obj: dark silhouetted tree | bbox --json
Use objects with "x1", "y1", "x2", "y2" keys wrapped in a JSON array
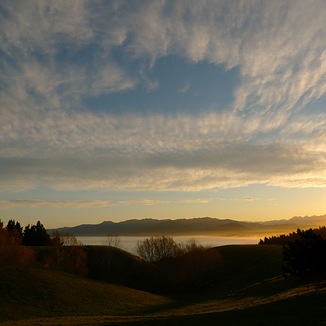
[
  {"x1": 6, "y1": 219, "x2": 23, "y2": 244},
  {"x1": 0, "y1": 220, "x2": 9, "y2": 246},
  {"x1": 22, "y1": 221, "x2": 51, "y2": 246},
  {"x1": 283, "y1": 228, "x2": 326, "y2": 277},
  {"x1": 259, "y1": 226, "x2": 326, "y2": 245},
  {"x1": 0, "y1": 219, "x2": 34, "y2": 265}
]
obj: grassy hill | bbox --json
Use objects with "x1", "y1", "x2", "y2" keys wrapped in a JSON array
[
  {"x1": 1, "y1": 245, "x2": 325, "y2": 325},
  {"x1": 0, "y1": 264, "x2": 170, "y2": 324}
]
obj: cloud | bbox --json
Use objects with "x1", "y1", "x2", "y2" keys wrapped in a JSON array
[
  {"x1": 0, "y1": 1, "x2": 136, "y2": 118},
  {"x1": 178, "y1": 82, "x2": 191, "y2": 93},
  {"x1": 179, "y1": 199, "x2": 209, "y2": 204},
  {"x1": 238, "y1": 198, "x2": 259, "y2": 201},
  {"x1": 0, "y1": 135, "x2": 324, "y2": 192},
  {"x1": 0, "y1": 199, "x2": 111, "y2": 209},
  {"x1": 0, "y1": 108, "x2": 325, "y2": 192},
  {"x1": 118, "y1": 1, "x2": 326, "y2": 117},
  {"x1": 217, "y1": 197, "x2": 260, "y2": 202},
  {"x1": 118, "y1": 200, "x2": 169, "y2": 206},
  {"x1": 2, "y1": 0, "x2": 325, "y2": 118},
  {"x1": 1, "y1": 1, "x2": 93, "y2": 52},
  {"x1": 0, "y1": 1, "x2": 325, "y2": 192},
  {"x1": 3, "y1": 0, "x2": 325, "y2": 118}
]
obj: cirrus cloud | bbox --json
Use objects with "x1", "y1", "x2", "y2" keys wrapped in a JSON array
[
  {"x1": 0, "y1": 0, "x2": 325, "y2": 194},
  {"x1": 0, "y1": 199, "x2": 111, "y2": 209}
]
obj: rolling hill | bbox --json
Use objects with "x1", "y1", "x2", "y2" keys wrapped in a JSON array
[{"x1": 1, "y1": 245, "x2": 325, "y2": 325}]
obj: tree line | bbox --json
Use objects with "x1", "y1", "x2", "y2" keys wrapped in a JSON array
[
  {"x1": 259, "y1": 227, "x2": 326, "y2": 278},
  {"x1": 282, "y1": 228, "x2": 326, "y2": 277},
  {"x1": 0, "y1": 219, "x2": 83, "y2": 247},
  {"x1": 0, "y1": 219, "x2": 86, "y2": 274},
  {"x1": 259, "y1": 226, "x2": 326, "y2": 245},
  {"x1": 1, "y1": 219, "x2": 49, "y2": 246}
]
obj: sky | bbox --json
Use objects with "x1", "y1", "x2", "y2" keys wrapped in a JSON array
[{"x1": 1, "y1": 0, "x2": 326, "y2": 229}]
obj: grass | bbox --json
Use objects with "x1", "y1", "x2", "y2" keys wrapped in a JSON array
[{"x1": 1, "y1": 245, "x2": 325, "y2": 325}]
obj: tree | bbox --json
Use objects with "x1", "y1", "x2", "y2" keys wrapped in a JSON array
[
  {"x1": 283, "y1": 228, "x2": 326, "y2": 277},
  {"x1": 48, "y1": 231, "x2": 87, "y2": 275},
  {"x1": 22, "y1": 221, "x2": 51, "y2": 246},
  {"x1": 182, "y1": 237, "x2": 205, "y2": 253},
  {"x1": 0, "y1": 219, "x2": 19, "y2": 246},
  {"x1": 6, "y1": 219, "x2": 23, "y2": 244},
  {"x1": 136, "y1": 236, "x2": 182, "y2": 263},
  {"x1": 0, "y1": 219, "x2": 34, "y2": 265},
  {"x1": 51, "y1": 230, "x2": 81, "y2": 247},
  {"x1": 0, "y1": 220, "x2": 9, "y2": 246},
  {"x1": 105, "y1": 234, "x2": 121, "y2": 248}
]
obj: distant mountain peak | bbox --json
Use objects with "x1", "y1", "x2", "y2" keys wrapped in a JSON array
[{"x1": 49, "y1": 215, "x2": 326, "y2": 237}]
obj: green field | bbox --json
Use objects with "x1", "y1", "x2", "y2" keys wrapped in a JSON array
[{"x1": 1, "y1": 245, "x2": 325, "y2": 325}]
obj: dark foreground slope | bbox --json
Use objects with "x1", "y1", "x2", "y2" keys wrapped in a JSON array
[
  {"x1": 0, "y1": 264, "x2": 170, "y2": 323},
  {"x1": 1, "y1": 245, "x2": 325, "y2": 326}
]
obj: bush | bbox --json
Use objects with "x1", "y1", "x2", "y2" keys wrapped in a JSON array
[
  {"x1": 136, "y1": 236, "x2": 182, "y2": 263},
  {"x1": 0, "y1": 245, "x2": 34, "y2": 265}
]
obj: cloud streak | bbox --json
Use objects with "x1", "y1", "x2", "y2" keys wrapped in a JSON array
[
  {"x1": 118, "y1": 200, "x2": 169, "y2": 206},
  {"x1": 217, "y1": 197, "x2": 260, "y2": 202},
  {"x1": 0, "y1": 199, "x2": 111, "y2": 209}
]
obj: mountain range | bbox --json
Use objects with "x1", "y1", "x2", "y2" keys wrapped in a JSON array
[{"x1": 49, "y1": 215, "x2": 326, "y2": 237}]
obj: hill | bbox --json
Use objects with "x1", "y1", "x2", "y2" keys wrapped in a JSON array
[
  {"x1": 0, "y1": 264, "x2": 170, "y2": 324},
  {"x1": 1, "y1": 245, "x2": 325, "y2": 325},
  {"x1": 49, "y1": 215, "x2": 326, "y2": 236}
]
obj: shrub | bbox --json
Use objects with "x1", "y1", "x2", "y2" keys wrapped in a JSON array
[
  {"x1": 0, "y1": 245, "x2": 35, "y2": 265},
  {"x1": 136, "y1": 236, "x2": 182, "y2": 263}
]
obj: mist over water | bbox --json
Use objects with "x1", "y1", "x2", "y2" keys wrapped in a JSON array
[{"x1": 77, "y1": 235, "x2": 261, "y2": 255}]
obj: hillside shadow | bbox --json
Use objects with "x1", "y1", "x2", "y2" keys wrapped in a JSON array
[
  {"x1": 109, "y1": 289, "x2": 326, "y2": 326},
  {"x1": 139, "y1": 274, "x2": 303, "y2": 317}
]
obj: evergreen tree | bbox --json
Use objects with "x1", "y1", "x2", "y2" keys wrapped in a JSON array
[
  {"x1": 22, "y1": 221, "x2": 51, "y2": 246},
  {"x1": 6, "y1": 219, "x2": 23, "y2": 243},
  {"x1": 283, "y1": 228, "x2": 326, "y2": 277}
]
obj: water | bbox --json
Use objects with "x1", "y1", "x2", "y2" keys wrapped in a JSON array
[{"x1": 77, "y1": 235, "x2": 261, "y2": 255}]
